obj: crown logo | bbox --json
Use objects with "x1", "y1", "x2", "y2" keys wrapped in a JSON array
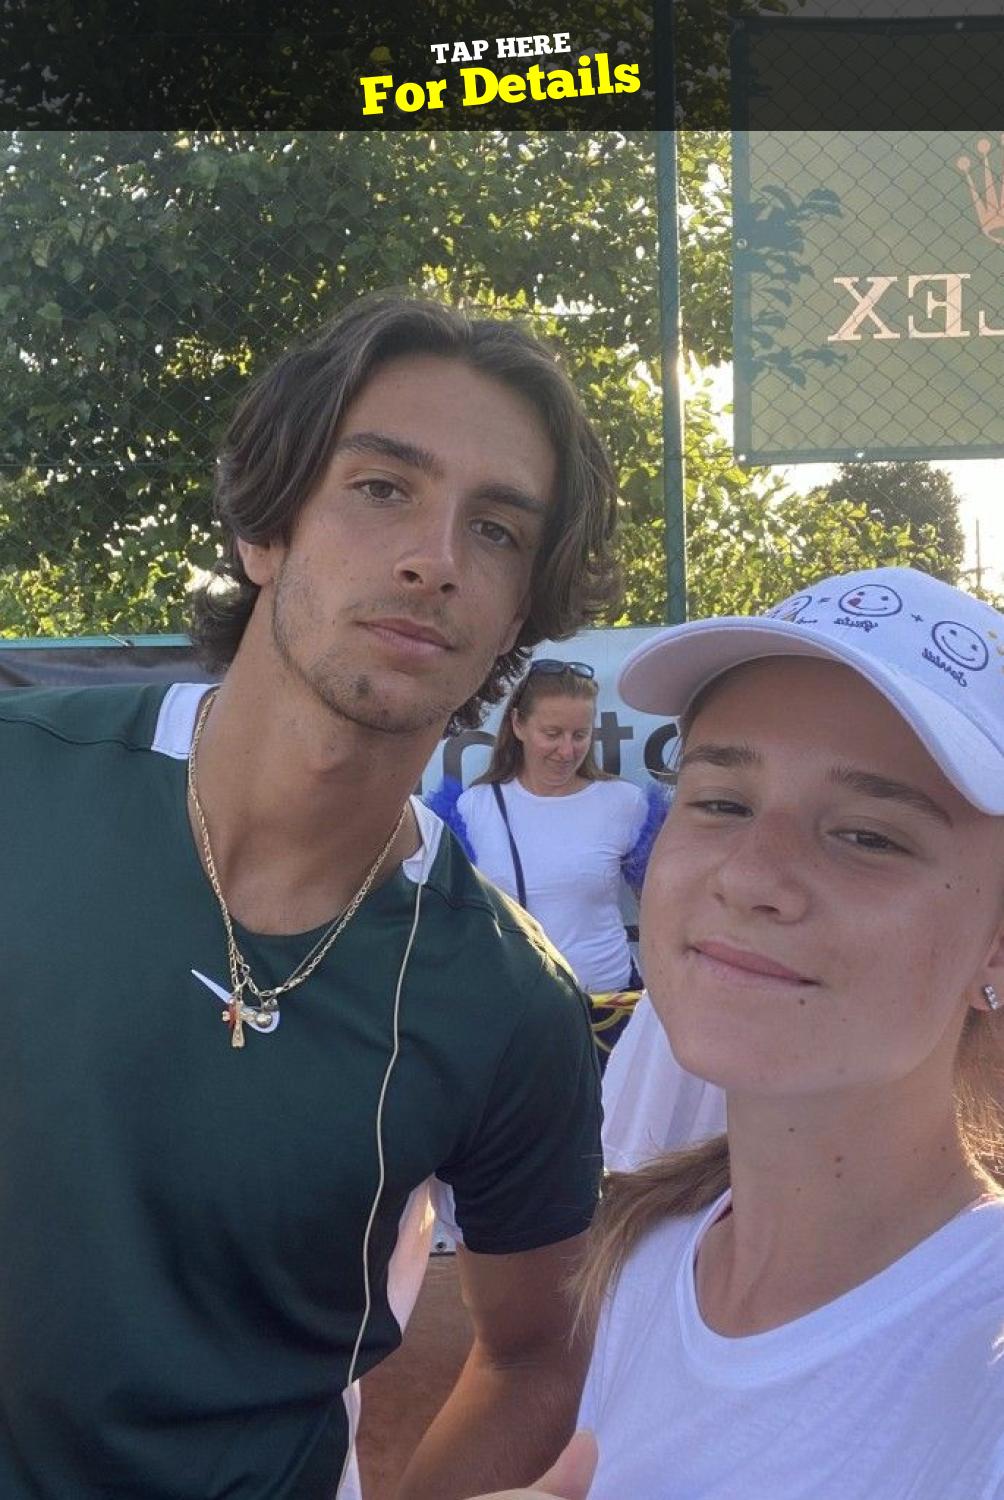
[{"x1": 956, "y1": 136, "x2": 1004, "y2": 243}]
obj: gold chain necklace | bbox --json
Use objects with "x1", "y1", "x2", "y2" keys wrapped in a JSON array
[{"x1": 188, "y1": 689, "x2": 407, "y2": 1049}]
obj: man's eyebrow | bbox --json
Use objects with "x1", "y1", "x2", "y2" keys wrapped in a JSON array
[
  {"x1": 830, "y1": 767, "x2": 954, "y2": 827},
  {"x1": 469, "y1": 482, "x2": 548, "y2": 518},
  {"x1": 332, "y1": 431, "x2": 441, "y2": 475},
  {"x1": 331, "y1": 430, "x2": 549, "y2": 517},
  {"x1": 677, "y1": 743, "x2": 760, "y2": 774}
]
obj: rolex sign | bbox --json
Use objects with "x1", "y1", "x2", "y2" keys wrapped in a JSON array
[{"x1": 733, "y1": 131, "x2": 1004, "y2": 464}]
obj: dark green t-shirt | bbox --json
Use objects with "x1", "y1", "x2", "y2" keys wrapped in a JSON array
[{"x1": 0, "y1": 683, "x2": 602, "y2": 1500}]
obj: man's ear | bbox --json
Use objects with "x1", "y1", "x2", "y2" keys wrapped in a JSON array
[{"x1": 236, "y1": 535, "x2": 282, "y2": 589}]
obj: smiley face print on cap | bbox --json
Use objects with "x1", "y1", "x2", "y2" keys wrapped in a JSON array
[
  {"x1": 931, "y1": 621, "x2": 989, "y2": 672},
  {"x1": 838, "y1": 584, "x2": 903, "y2": 618},
  {"x1": 768, "y1": 593, "x2": 814, "y2": 622}
]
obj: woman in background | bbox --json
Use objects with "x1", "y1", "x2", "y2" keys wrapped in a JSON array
[{"x1": 430, "y1": 659, "x2": 665, "y2": 1055}]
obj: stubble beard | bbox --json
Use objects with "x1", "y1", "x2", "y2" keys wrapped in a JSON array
[{"x1": 270, "y1": 559, "x2": 485, "y2": 737}]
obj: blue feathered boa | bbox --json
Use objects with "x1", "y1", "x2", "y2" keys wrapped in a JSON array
[
  {"x1": 621, "y1": 781, "x2": 670, "y2": 895},
  {"x1": 424, "y1": 777, "x2": 476, "y2": 861}
]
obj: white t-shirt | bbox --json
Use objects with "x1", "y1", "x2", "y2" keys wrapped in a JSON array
[
  {"x1": 456, "y1": 778, "x2": 647, "y2": 992},
  {"x1": 601, "y1": 992, "x2": 726, "y2": 1169},
  {"x1": 580, "y1": 1191, "x2": 1004, "y2": 1500}
]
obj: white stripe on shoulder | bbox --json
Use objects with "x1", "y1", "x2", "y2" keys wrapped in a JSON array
[
  {"x1": 151, "y1": 681, "x2": 215, "y2": 759},
  {"x1": 404, "y1": 796, "x2": 444, "y2": 885}
]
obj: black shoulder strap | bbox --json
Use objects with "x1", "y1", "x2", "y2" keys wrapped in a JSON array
[{"x1": 491, "y1": 782, "x2": 527, "y2": 908}]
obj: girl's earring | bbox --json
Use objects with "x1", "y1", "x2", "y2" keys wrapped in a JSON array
[{"x1": 982, "y1": 984, "x2": 1001, "y2": 1012}]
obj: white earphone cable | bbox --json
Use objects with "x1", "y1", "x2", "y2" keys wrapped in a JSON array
[{"x1": 335, "y1": 868, "x2": 425, "y2": 1497}]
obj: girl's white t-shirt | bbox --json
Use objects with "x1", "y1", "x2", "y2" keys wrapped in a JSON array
[
  {"x1": 601, "y1": 992, "x2": 727, "y2": 1170},
  {"x1": 456, "y1": 778, "x2": 646, "y2": 991},
  {"x1": 580, "y1": 1191, "x2": 1004, "y2": 1500}
]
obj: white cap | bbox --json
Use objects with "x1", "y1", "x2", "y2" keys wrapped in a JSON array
[{"x1": 618, "y1": 567, "x2": 1004, "y2": 815}]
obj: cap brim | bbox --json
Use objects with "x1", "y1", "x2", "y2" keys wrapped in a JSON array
[{"x1": 618, "y1": 617, "x2": 1004, "y2": 815}]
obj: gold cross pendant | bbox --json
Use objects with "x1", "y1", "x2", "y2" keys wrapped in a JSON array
[{"x1": 221, "y1": 994, "x2": 248, "y2": 1049}]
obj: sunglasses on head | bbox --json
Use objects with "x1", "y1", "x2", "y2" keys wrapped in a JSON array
[{"x1": 526, "y1": 659, "x2": 596, "y2": 680}]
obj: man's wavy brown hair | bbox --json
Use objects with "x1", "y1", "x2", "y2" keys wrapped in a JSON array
[{"x1": 190, "y1": 293, "x2": 621, "y2": 734}]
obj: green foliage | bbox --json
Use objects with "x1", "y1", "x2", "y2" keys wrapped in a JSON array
[
  {"x1": 965, "y1": 582, "x2": 1004, "y2": 612},
  {"x1": 817, "y1": 462, "x2": 966, "y2": 585},
  {"x1": 678, "y1": 131, "x2": 732, "y2": 364},
  {"x1": 615, "y1": 387, "x2": 940, "y2": 625},
  {"x1": 0, "y1": 127, "x2": 952, "y2": 638},
  {"x1": 0, "y1": 129, "x2": 666, "y2": 634}
]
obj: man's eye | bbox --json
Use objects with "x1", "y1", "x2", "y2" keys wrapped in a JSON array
[
  {"x1": 473, "y1": 518, "x2": 516, "y2": 548},
  {"x1": 355, "y1": 478, "x2": 403, "y2": 502}
]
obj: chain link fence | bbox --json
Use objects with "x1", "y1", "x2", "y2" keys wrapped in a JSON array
[
  {"x1": 795, "y1": 1, "x2": 1000, "y2": 17},
  {"x1": 733, "y1": 128, "x2": 1004, "y2": 463},
  {"x1": 724, "y1": 2, "x2": 1004, "y2": 597},
  {"x1": 732, "y1": 9, "x2": 1004, "y2": 137}
]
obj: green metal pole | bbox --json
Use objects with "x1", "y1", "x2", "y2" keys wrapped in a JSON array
[{"x1": 657, "y1": 128, "x2": 687, "y2": 626}]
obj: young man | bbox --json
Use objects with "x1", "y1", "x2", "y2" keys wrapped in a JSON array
[{"x1": 0, "y1": 296, "x2": 621, "y2": 1499}]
